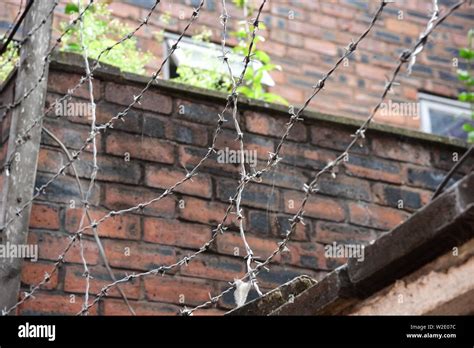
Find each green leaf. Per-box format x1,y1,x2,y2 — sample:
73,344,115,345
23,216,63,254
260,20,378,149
64,42,81,52
254,50,270,64
457,69,470,81
463,123,474,132
458,92,474,102
237,86,253,97
65,3,79,14
459,48,474,60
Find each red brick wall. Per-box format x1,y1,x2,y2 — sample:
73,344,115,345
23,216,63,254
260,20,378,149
1,0,472,131
0,57,469,315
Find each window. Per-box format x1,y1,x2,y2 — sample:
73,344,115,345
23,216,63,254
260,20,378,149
419,93,473,141
162,32,274,86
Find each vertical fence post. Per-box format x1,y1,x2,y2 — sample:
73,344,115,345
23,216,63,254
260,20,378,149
0,0,54,313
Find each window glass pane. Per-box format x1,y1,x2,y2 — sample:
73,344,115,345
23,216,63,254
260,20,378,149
429,108,474,140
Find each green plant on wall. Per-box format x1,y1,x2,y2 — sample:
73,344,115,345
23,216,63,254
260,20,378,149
231,0,287,105
458,29,474,142
173,28,233,92
0,41,19,83
60,2,152,75
172,0,288,105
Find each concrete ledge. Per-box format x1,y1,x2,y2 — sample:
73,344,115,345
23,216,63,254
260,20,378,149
226,275,316,316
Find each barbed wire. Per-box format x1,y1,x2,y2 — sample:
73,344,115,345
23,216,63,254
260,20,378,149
76,0,96,315
223,0,266,296
184,0,468,315
1,0,162,176
1,0,206,316
0,0,165,230
0,0,24,45
407,0,439,75
74,0,272,315
72,0,387,315
2,0,468,316
0,0,59,73
41,125,136,315
0,0,94,114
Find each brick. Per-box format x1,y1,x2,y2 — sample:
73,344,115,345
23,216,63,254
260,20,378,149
405,165,461,190
278,142,337,170
309,12,337,28
320,2,354,19
318,175,372,202
178,144,235,174
65,207,141,240
104,184,176,218
285,241,328,270
103,239,176,271
64,265,141,299
349,202,409,230
371,137,431,166
73,152,142,185
173,99,220,125
215,232,279,261
310,124,369,154
29,203,60,230
313,221,377,245
245,111,307,142
95,102,142,133
385,18,420,36
344,154,403,184
42,118,103,153
271,214,309,241
143,217,211,249
37,148,64,174
430,147,474,174
21,261,59,290
215,129,274,161
28,231,100,265
372,183,427,211
48,71,101,100
355,64,388,82
34,173,100,205
304,37,337,56
144,276,213,305
104,82,172,114
270,29,304,48
179,196,234,225
216,179,280,210
247,210,271,236
169,119,209,146
283,190,345,222
180,254,244,282
18,291,98,315
106,131,175,164
142,112,166,138
145,165,212,198
245,134,276,161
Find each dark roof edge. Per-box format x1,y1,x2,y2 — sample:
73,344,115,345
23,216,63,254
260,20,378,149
228,172,474,315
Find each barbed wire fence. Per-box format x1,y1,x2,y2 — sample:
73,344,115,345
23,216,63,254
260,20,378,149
0,0,469,316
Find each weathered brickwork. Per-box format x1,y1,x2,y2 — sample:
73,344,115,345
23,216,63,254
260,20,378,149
0,54,470,315
1,0,472,131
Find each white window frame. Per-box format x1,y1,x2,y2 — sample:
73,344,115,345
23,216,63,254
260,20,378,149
419,92,471,135
162,32,275,86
